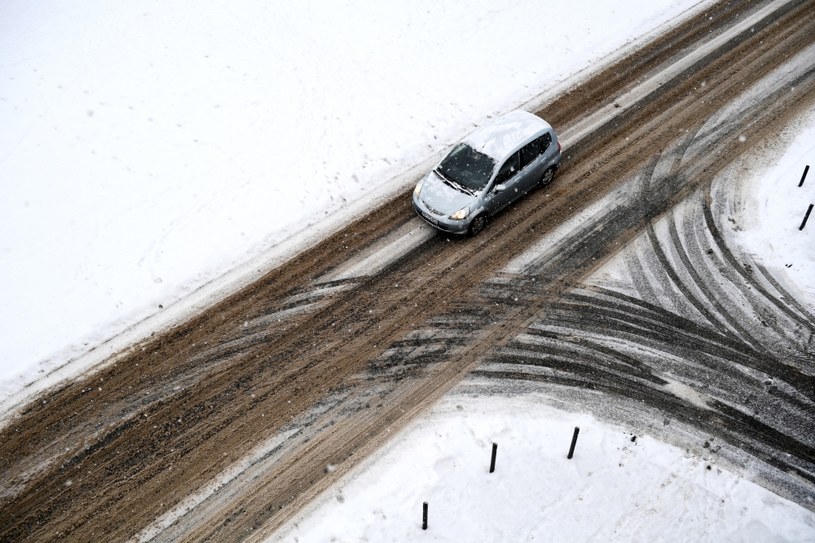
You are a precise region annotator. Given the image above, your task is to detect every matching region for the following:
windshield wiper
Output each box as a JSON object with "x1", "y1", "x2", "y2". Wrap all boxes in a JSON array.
[{"x1": 435, "y1": 168, "x2": 475, "y2": 196}]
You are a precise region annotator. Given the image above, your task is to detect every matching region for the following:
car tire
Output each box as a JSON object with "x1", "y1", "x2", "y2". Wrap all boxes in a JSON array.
[
  {"x1": 539, "y1": 166, "x2": 556, "y2": 187},
  {"x1": 468, "y1": 215, "x2": 487, "y2": 236}
]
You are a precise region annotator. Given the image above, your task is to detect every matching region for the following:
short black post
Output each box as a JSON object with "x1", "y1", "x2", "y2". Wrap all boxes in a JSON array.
[
  {"x1": 567, "y1": 427, "x2": 580, "y2": 459},
  {"x1": 422, "y1": 502, "x2": 428, "y2": 530},
  {"x1": 799, "y1": 165, "x2": 810, "y2": 187},
  {"x1": 800, "y1": 204, "x2": 814, "y2": 231},
  {"x1": 489, "y1": 442, "x2": 498, "y2": 473}
]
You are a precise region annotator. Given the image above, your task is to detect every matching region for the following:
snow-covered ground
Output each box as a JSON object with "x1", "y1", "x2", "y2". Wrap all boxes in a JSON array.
[
  {"x1": 1, "y1": 0, "x2": 709, "y2": 396},
  {"x1": 733, "y1": 112, "x2": 815, "y2": 308},
  {"x1": 4, "y1": 0, "x2": 815, "y2": 540},
  {"x1": 274, "y1": 395, "x2": 814, "y2": 542}
]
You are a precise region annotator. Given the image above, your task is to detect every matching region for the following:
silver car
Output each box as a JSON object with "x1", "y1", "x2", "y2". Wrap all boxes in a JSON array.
[{"x1": 412, "y1": 110, "x2": 561, "y2": 235}]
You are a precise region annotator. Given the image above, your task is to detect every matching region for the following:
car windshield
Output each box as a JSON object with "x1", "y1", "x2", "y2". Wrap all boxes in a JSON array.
[{"x1": 436, "y1": 143, "x2": 496, "y2": 192}]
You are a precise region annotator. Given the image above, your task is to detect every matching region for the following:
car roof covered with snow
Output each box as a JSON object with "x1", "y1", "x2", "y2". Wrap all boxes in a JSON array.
[{"x1": 462, "y1": 110, "x2": 553, "y2": 162}]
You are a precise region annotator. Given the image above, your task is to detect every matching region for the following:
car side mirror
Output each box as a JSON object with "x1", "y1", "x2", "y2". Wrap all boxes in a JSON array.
[{"x1": 493, "y1": 183, "x2": 507, "y2": 193}]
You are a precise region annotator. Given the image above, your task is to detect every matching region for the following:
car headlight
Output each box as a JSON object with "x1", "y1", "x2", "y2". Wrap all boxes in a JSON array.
[
  {"x1": 413, "y1": 180, "x2": 424, "y2": 197},
  {"x1": 450, "y1": 207, "x2": 469, "y2": 220}
]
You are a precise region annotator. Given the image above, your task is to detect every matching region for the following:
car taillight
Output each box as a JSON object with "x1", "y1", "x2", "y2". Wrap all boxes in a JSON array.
[{"x1": 557, "y1": 140, "x2": 562, "y2": 152}]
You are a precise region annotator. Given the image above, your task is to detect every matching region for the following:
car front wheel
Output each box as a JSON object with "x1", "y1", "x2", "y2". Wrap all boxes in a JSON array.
[{"x1": 468, "y1": 215, "x2": 487, "y2": 236}]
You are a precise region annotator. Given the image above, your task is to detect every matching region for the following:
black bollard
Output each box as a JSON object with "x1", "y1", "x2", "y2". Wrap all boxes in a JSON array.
[
  {"x1": 567, "y1": 427, "x2": 580, "y2": 459},
  {"x1": 800, "y1": 204, "x2": 813, "y2": 231},
  {"x1": 422, "y1": 502, "x2": 428, "y2": 530},
  {"x1": 800, "y1": 165, "x2": 810, "y2": 187},
  {"x1": 489, "y1": 443, "x2": 498, "y2": 473}
]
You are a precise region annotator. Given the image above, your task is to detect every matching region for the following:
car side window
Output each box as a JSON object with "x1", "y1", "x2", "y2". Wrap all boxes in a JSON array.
[
  {"x1": 494, "y1": 152, "x2": 521, "y2": 186},
  {"x1": 519, "y1": 133, "x2": 552, "y2": 169}
]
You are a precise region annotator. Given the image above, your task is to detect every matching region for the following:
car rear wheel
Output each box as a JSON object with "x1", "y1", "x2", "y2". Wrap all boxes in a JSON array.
[
  {"x1": 539, "y1": 166, "x2": 556, "y2": 187},
  {"x1": 468, "y1": 215, "x2": 487, "y2": 236}
]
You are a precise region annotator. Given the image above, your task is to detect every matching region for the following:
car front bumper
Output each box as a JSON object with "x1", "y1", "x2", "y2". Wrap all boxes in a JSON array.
[{"x1": 412, "y1": 199, "x2": 471, "y2": 235}]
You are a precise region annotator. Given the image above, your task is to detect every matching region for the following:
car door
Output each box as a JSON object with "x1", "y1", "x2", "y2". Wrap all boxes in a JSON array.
[
  {"x1": 486, "y1": 150, "x2": 522, "y2": 213},
  {"x1": 518, "y1": 133, "x2": 551, "y2": 191}
]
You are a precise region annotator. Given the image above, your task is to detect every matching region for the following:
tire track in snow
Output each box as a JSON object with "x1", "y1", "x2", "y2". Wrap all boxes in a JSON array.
[
  {"x1": 4, "y1": 3, "x2": 815, "y2": 540},
  {"x1": 415, "y1": 32, "x2": 815, "y2": 512},
  {"x1": 470, "y1": 85, "x2": 815, "y2": 514}
]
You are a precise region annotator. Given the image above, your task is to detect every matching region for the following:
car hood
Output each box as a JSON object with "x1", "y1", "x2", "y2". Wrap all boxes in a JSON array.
[{"x1": 419, "y1": 171, "x2": 477, "y2": 215}]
